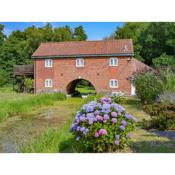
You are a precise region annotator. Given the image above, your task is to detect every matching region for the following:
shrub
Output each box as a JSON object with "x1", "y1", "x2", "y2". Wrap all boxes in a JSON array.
[
  {"x1": 24, "y1": 78, "x2": 34, "y2": 93},
  {"x1": 111, "y1": 92, "x2": 127, "y2": 104},
  {"x1": 157, "y1": 91, "x2": 175, "y2": 104},
  {"x1": 143, "y1": 103, "x2": 175, "y2": 130},
  {"x1": 70, "y1": 97, "x2": 137, "y2": 152},
  {"x1": 133, "y1": 72, "x2": 163, "y2": 104},
  {"x1": 159, "y1": 68, "x2": 175, "y2": 92},
  {"x1": 0, "y1": 68, "x2": 8, "y2": 87}
]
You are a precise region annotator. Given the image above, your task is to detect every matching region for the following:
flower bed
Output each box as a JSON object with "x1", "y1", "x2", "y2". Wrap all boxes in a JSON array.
[{"x1": 70, "y1": 97, "x2": 137, "y2": 152}]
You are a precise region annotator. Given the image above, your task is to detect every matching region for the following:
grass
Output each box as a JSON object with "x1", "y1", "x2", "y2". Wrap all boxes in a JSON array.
[
  {"x1": 76, "y1": 86, "x2": 96, "y2": 95},
  {"x1": 21, "y1": 97, "x2": 87, "y2": 153},
  {"x1": 0, "y1": 90, "x2": 66, "y2": 122}
]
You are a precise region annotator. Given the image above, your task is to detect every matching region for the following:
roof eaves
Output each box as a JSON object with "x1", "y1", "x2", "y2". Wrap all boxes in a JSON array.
[{"x1": 32, "y1": 53, "x2": 134, "y2": 59}]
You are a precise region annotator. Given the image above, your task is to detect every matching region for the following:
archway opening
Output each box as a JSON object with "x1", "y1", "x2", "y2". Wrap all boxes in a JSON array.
[{"x1": 66, "y1": 79, "x2": 96, "y2": 97}]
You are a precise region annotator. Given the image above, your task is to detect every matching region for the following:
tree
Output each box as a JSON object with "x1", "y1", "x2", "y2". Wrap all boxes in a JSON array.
[
  {"x1": 153, "y1": 53, "x2": 175, "y2": 70},
  {"x1": 53, "y1": 26, "x2": 73, "y2": 42},
  {"x1": 0, "y1": 24, "x2": 6, "y2": 46},
  {"x1": 74, "y1": 26, "x2": 87, "y2": 41},
  {"x1": 139, "y1": 22, "x2": 175, "y2": 65},
  {"x1": 0, "y1": 68, "x2": 8, "y2": 86}
]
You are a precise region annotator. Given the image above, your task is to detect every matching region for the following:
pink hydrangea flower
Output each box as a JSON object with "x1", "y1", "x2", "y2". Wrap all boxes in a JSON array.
[
  {"x1": 95, "y1": 132, "x2": 99, "y2": 137},
  {"x1": 111, "y1": 111, "x2": 117, "y2": 117},
  {"x1": 98, "y1": 129, "x2": 107, "y2": 135}
]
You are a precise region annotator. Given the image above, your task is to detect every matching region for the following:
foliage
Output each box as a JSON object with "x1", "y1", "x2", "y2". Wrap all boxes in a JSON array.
[
  {"x1": 134, "y1": 72, "x2": 163, "y2": 104},
  {"x1": 111, "y1": 22, "x2": 175, "y2": 65},
  {"x1": 70, "y1": 97, "x2": 137, "y2": 152},
  {"x1": 143, "y1": 103, "x2": 175, "y2": 130},
  {"x1": 153, "y1": 53, "x2": 175, "y2": 69},
  {"x1": 111, "y1": 92, "x2": 127, "y2": 104},
  {"x1": 24, "y1": 77, "x2": 34, "y2": 93},
  {"x1": 0, "y1": 68, "x2": 8, "y2": 86},
  {"x1": 157, "y1": 91, "x2": 175, "y2": 105},
  {"x1": 139, "y1": 22, "x2": 175, "y2": 65},
  {"x1": 0, "y1": 92, "x2": 66, "y2": 122},
  {"x1": 73, "y1": 26, "x2": 87, "y2": 41},
  {"x1": 159, "y1": 68, "x2": 175, "y2": 92},
  {"x1": 0, "y1": 24, "x2": 6, "y2": 46}
]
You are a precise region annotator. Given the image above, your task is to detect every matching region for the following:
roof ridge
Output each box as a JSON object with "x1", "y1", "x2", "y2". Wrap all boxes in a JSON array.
[{"x1": 41, "y1": 39, "x2": 133, "y2": 45}]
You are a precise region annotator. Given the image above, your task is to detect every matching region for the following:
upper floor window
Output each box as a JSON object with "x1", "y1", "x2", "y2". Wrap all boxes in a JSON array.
[
  {"x1": 109, "y1": 58, "x2": 118, "y2": 66},
  {"x1": 45, "y1": 79, "x2": 52, "y2": 87},
  {"x1": 45, "y1": 59, "x2": 53, "y2": 67},
  {"x1": 109, "y1": 79, "x2": 118, "y2": 88},
  {"x1": 76, "y1": 58, "x2": 84, "y2": 67}
]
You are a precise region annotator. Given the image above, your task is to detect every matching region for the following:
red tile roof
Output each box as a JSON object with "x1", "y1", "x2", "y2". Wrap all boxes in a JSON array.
[
  {"x1": 131, "y1": 58, "x2": 153, "y2": 72},
  {"x1": 32, "y1": 39, "x2": 134, "y2": 58}
]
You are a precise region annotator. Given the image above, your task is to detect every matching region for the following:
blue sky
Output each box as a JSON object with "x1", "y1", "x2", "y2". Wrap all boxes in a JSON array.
[{"x1": 0, "y1": 22, "x2": 124, "y2": 40}]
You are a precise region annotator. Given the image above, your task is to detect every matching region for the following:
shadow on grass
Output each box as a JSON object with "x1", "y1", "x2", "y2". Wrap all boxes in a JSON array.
[
  {"x1": 130, "y1": 139, "x2": 175, "y2": 153},
  {"x1": 58, "y1": 137, "x2": 84, "y2": 153},
  {"x1": 148, "y1": 130, "x2": 175, "y2": 140}
]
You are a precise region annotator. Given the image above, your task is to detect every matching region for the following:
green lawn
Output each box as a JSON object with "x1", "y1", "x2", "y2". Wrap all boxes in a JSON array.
[{"x1": 76, "y1": 86, "x2": 96, "y2": 95}]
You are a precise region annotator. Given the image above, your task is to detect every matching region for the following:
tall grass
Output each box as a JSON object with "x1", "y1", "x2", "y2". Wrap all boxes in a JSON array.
[
  {"x1": 21, "y1": 95, "x2": 97, "y2": 153},
  {"x1": 0, "y1": 92, "x2": 66, "y2": 122}
]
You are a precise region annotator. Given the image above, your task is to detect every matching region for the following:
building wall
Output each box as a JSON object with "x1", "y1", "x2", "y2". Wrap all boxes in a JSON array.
[{"x1": 34, "y1": 56, "x2": 133, "y2": 95}]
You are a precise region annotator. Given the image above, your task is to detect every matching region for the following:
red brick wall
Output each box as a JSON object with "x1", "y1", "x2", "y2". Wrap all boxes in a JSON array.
[{"x1": 34, "y1": 56, "x2": 133, "y2": 95}]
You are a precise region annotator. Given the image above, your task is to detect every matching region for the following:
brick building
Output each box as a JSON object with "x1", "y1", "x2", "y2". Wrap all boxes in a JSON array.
[{"x1": 32, "y1": 39, "x2": 150, "y2": 95}]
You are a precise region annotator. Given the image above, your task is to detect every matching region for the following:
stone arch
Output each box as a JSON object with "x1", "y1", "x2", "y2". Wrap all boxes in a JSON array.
[{"x1": 66, "y1": 78, "x2": 97, "y2": 95}]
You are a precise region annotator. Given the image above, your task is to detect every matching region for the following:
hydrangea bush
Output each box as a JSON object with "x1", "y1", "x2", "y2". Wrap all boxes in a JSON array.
[{"x1": 70, "y1": 97, "x2": 138, "y2": 152}]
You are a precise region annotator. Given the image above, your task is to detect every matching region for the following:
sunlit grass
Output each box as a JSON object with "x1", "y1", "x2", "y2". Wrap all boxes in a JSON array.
[{"x1": 0, "y1": 91, "x2": 66, "y2": 122}]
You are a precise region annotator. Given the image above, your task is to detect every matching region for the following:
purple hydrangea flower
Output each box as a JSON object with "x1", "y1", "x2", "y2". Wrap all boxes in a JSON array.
[
  {"x1": 96, "y1": 115, "x2": 103, "y2": 121},
  {"x1": 121, "y1": 120, "x2": 127, "y2": 126},
  {"x1": 98, "y1": 129, "x2": 107, "y2": 135},
  {"x1": 76, "y1": 126, "x2": 81, "y2": 131},
  {"x1": 103, "y1": 114, "x2": 109, "y2": 120},
  {"x1": 95, "y1": 110, "x2": 100, "y2": 115},
  {"x1": 112, "y1": 118, "x2": 117, "y2": 123},
  {"x1": 103, "y1": 103, "x2": 111, "y2": 110},
  {"x1": 115, "y1": 134, "x2": 120, "y2": 140},
  {"x1": 114, "y1": 140, "x2": 120, "y2": 145},
  {"x1": 101, "y1": 97, "x2": 111, "y2": 104},
  {"x1": 76, "y1": 136, "x2": 80, "y2": 141},
  {"x1": 111, "y1": 111, "x2": 118, "y2": 117},
  {"x1": 95, "y1": 132, "x2": 99, "y2": 137},
  {"x1": 119, "y1": 125, "x2": 125, "y2": 131}
]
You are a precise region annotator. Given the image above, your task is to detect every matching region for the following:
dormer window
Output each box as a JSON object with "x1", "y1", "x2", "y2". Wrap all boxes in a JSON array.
[
  {"x1": 76, "y1": 58, "x2": 84, "y2": 67},
  {"x1": 109, "y1": 58, "x2": 118, "y2": 66},
  {"x1": 45, "y1": 59, "x2": 53, "y2": 67}
]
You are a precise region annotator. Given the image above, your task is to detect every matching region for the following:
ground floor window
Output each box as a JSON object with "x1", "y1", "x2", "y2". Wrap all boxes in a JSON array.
[
  {"x1": 109, "y1": 79, "x2": 118, "y2": 88},
  {"x1": 45, "y1": 79, "x2": 52, "y2": 87}
]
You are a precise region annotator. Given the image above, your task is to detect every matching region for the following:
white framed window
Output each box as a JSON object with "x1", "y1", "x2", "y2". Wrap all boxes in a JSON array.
[
  {"x1": 109, "y1": 58, "x2": 118, "y2": 66},
  {"x1": 45, "y1": 59, "x2": 53, "y2": 67},
  {"x1": 45, "y1": 79, "x2": 52, "y2": 87},
  {"x1": 109, "y1": 79, "x2": 118, "y2": 88},
  {"x1": 76, "y1": 58, "x2": 84, "y2": 67}
]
